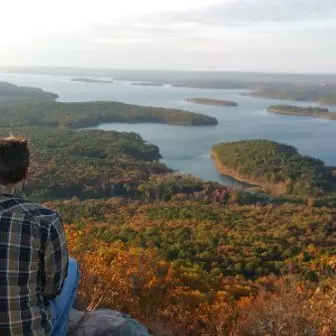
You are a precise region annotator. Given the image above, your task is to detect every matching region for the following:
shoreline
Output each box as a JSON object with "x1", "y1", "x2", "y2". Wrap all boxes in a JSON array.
[
  {"x1": 248, "y1": 92, "x2": 336, "y2": 107},
  {"x1": 211, "y1": 151, "x2": 287, "y2": 195},
  {"x1": 268, "y1": 108, "x2": 336, "y2": 120}
]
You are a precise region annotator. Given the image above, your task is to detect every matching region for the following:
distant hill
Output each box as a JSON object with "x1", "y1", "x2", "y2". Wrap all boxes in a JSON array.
[
  {"x1": 1, "y1": 66, "x2": 336, "y2": 84},
  {"x1": 268, "y1": 105, "x2": 336, "y2": 120},
  {"x1": 249, "y1": 84, "x2": 336, "y2": 105},
  {"x1": 0, "y1": 81, "x2": 58, "y2": 102}
]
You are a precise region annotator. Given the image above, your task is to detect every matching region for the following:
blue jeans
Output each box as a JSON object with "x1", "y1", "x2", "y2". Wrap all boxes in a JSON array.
[{"x1": 48, "y1": 258, "x2": 80, "y2": 336}]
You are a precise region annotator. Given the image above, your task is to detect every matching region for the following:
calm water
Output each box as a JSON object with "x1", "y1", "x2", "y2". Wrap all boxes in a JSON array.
[{"x1": 0, "y1": 73, "x2": 335, "y2": 186}]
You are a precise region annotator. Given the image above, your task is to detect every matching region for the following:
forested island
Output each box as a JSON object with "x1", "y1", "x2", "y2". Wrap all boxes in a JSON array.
[
  {"x1": 72, "y1": 78, "x2": 114, "y2": 83},
  {"x1": 268, "y1": 105, "x2": 336, "y2": 120},
  {"x1": 212, "y1": 139, "x2": 335, "y2": 196},
  {"x1": 185, "y1": 98, "x2": 238, "y2": 107},
  {"x1": 130, "y1": 82, "x2": 163, "y2": 87}
]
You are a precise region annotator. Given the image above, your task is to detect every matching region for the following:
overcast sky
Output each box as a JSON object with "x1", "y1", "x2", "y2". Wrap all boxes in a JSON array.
[{"x1": 0, "y1": 0, "x2": 335, "y2": 72}]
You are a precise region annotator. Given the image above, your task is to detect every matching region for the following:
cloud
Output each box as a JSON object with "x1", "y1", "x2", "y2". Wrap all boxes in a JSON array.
[
  {"x1": 92, "y1": 24, "x2": 195, "y2": 43},
  {"x1": 146, "y1": 0, "x2": 336, "y2": 27},
  {"x1": 1, "y1": 0, "x2": 335, "y2": 72},
  {"x1": 86, "y1": 0, "x2": 336, "y2": 45}
]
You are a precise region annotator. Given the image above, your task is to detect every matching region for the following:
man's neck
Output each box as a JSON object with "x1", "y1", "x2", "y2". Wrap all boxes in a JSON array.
[{"x1": 0, "y1": 182, "x2": 24, "y2": 196}]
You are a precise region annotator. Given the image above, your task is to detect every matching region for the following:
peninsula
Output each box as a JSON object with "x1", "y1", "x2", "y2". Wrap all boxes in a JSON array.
[
  {"x1": 267, "y1": 105, "x2": 336, "y2": 120},
  {"x1": 211, "y1": 139, "x2": 334, "y2": 196},
  {"x1": 185, "y1": 98, "x2": 238, "y2": 107},
  {"x1": 0, "y1": 82, "x2": 217, "y2": 128},
  {"x1": 1, "y1": 101, "x2": 218, "y2": 128},
  {"x1": 0, "y1": 81, "x2": 58, "y2": 102}
]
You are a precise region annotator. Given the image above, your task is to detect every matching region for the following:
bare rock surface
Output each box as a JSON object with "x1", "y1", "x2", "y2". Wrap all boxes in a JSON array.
[{"x1": 69, "y1": 309, "x2": 151, "y2": 336}]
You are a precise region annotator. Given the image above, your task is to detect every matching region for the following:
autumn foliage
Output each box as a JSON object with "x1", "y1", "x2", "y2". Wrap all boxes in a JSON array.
[
  {"x1": 61, "y1": 200, "x2": 336, "y2": 336},
  {"x1": 0, "y1": 99, "x2": 333, "y2": 335}
]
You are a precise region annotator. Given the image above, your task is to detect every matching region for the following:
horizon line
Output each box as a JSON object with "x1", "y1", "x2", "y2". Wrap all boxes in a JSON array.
[{"x1": 0, "y1": 65, "x2": 336, "y2": 76}]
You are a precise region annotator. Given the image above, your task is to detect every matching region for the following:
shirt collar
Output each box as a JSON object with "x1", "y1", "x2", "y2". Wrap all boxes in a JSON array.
[{"x1": 0, "y1": 185, "x2": 23, "y2": 198}]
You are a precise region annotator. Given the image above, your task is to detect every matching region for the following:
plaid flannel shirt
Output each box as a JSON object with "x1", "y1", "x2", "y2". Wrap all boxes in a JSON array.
[{"x1": 0, "y1": 187, "x2": 68, "y2": 336}]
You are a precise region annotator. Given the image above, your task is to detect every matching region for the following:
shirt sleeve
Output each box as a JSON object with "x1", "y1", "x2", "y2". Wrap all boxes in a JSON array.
[{"x1": 43, "y1": 214, "x2": 69, "y2": 300}]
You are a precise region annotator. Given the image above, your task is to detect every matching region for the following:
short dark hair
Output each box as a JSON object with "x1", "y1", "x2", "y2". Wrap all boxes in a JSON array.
[{"x1": 0, "y1": 135, "x2": 29, "y2": 185}]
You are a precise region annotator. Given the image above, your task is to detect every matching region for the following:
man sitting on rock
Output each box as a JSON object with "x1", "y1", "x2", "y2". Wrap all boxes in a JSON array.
[{"x1": 0, "y1": 135, "x2": 79, "y2": 336}]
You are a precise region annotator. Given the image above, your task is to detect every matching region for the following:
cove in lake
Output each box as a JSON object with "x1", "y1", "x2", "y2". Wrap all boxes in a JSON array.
[{"x1": 1, "y1": 72, "x2": 335, "y2": 186}]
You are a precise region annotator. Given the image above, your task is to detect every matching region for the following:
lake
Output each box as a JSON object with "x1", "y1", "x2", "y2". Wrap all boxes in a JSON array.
[{"x1": 0, "y1": 72, "x2": 335, "y2": 186}]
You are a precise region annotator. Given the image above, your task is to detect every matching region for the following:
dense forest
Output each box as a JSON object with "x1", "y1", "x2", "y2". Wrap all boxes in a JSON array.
[
  {"x1": 48, "y1": 198, "x2": 336, "y2": 335},
  {"x1": 0, "y1": 101, "x2": 218, "y2": 128},
  {"x1": 212, "y1": 140, "x2": 335, "y2": 196},
  {"x1": 0, "y1": 127, "x2": 171, "y2": 201},
  {"x1": 3, "y1": 128, "x2": 279, "y2": 205},
  {"x1": 52, "y1": 199, "x2": 336, "y2": 279},
  {"x1": 0, "y1": 82, "x2": 217, "y2": 127},
  {"x1": 0, "y1": 81, "x2": 335, "y2": 335},
  {"x1": 10, "y1": 127, "x2": 333, "y2": 335},
  {"x1": 7, "y1": 126, "x2": 336, "y2": 206}
]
